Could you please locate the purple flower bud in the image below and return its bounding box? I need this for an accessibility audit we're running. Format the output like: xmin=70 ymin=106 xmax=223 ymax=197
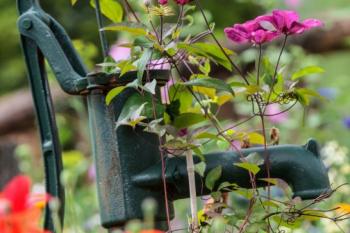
xmin=343 ymin=117 xmax=350 ymax=129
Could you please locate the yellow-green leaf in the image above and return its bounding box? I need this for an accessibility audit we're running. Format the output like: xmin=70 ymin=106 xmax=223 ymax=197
xmin=194 ymin=161 xmax=206 ymax=177
xmin=303 ymin=210 xmax=328 ymax=221
xmin=106 ymin=86 xmax=126 ymax=105
xmin=259 ymin=178 xmax=278 ymax=185
xmin=234 ymin=162 xmax=260 ymax=175
xmin=71 ymin=0 xmax=78 ymax=5
xmin=291 ymin=66 xmax=324 ymax=80
xmin=248 ymin=132 xmax=265 ymax=145
xmin=177 ymin=42 xmax=234 ymax=71
xmin=205 ymin=166 xmax=222 ymax=190
xmin=183 ymin=77 xmax=235 ymax=96
xmin=117 ymin=60 xmax=136 ymax=77
xmin=90 ymin=0 xmax=123 ymax=23
xmin=103 ymin=22 xmax=148 ymax=36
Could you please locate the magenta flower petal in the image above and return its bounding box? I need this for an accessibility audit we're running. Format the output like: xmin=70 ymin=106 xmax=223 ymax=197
xmin=174 ymin=0 xmax=191 ymax=5
xmin=302 ymin=18 xmax=323 ymax=29
xmin=224 ymin=27 xmax=249 ymax=44
xmin=159 ymin=0 xmax=168 ymax=5
xmin=272 ymin=10 xmax=300 ymax=32
xmin=255 ymin=10 xmax=323 ymax=35
xmin=289 ymin=21 xmax=306 ymax=34
xmin=225 ymin=19 xmax=280 ymax=45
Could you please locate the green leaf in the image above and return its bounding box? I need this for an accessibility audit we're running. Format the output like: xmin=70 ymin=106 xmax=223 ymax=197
xmin=177 ymin=42 xmax=234 ymax=71
xmin=117 ymin=60 xmax=136 ymax=77
xmin=291 ymin=66 xmax=324 ymax=80
xmin=261 ymin=200 xmax=280 ymax=208
xmin=211 ymin=191 xmax=222 ymax=201
xmin=143 ymin=118 xmax=167 ymax=136
xmin=234 ymin=162 xmax=261 ymax=175
xmin=294 ymin=88 xmax=325 ymax=106
xmin=205 ymin=166 xmax=222 ymax=191
xmin=90 ymin=0 xmax=123 ymax=23
xmin=118 ymin=93 xmax=165 ymax=121
xmin=137 ymin=49 xmax=153 ymax=81
xmin=245 ymin=152 xmax=264 ymax=165
xmin=248 ymin=132 xmax=265 ymax=145
xmin=194 ymin=132 xmax=219 ymax=140
xmin=106 ymin=86 xmax=126 ymax=105
xmin=234 ymin=188 xmax=254 ymax=199
xmin=193 ymin=147 xmax=205 ymax=161
xmin=259 ymin=178 xmax=278 ymax=185
xmin=218 ymin=182 xmax=239 ymax=191
xmin=143 ymin=79 xmax=157 ymax=95
xmin=71 ymin=0 xmax=78 ymax=5
xmin=194 ymin=161 xmax=206 ymax=177
xmin=117 ymin=103 xmax=147 ymax=128
xmin=173 ymin=113 xmax=206 ymax=129
xmin=183 ymin=77 xmax=234 ymax=96
xmin=103 ymin=22 xmax=148 ymax=36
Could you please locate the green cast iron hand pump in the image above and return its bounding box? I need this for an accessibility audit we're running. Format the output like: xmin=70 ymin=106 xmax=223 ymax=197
xmin=16 ymin=0 xmax=331 ymax=232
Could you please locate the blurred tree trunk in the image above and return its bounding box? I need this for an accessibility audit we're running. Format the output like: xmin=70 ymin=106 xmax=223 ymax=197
xmin=0 ymin=85 xmax=67 ymax=136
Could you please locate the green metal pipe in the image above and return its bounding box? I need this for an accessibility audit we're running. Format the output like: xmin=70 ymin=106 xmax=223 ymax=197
xmin=133 ymin=139 xmax=331 ymax=201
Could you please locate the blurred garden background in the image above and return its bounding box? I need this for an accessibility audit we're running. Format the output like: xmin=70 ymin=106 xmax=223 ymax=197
xmin=1 ymin=0 xmax=350 ymax=232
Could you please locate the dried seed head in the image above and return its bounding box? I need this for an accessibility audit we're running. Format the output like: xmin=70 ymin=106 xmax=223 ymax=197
xmin=270 ymin=127 xmax=280 ymax=145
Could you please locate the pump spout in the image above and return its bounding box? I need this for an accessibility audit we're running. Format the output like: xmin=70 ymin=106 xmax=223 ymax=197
xmin=133 ymin=139 xmax=331 ymax=200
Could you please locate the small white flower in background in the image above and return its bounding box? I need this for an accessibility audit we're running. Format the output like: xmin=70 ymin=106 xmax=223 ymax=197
xmin=321 ymin=141 xmax=348 ymax=167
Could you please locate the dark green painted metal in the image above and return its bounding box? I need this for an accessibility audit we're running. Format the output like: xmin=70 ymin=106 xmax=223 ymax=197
xmin=17 ymin=0 xmax=87 ymax=95
xmin=16 ymin=0 xmax=331 ymax=232
xmin=87 ymin=73 xmax=173 ymax=229
xmin=17 ymin=0 xmax=88 ymax=232
xmin=19 ymin=30 xmax=64 ymax=233
xmin=134 ymin=139 xmax=331 ymax=200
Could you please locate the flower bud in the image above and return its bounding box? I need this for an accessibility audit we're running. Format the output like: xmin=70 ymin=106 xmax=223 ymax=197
xmin=159 ymin=0 xmax=168 ymax=5
xmin=144 ymin=0 xmax=151 ymax=7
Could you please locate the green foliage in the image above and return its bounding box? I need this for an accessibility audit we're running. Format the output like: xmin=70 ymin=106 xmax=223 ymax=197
xmin=105 ymin=86 xmax=126 ymax=105
xmin=177 ymin=42 xmax=234 ymax=71
xmin=291 ymin=65 xmax=325 ymax=80
xmin=90 ymin=0 xmax=123 ymax=23
xmin=234 ymin=162 xmax=261 ymax=175
xmin=183 ymin=76 xmax=235 ymax=96
xmin=205 ymin=166 xmax=222 ymax=191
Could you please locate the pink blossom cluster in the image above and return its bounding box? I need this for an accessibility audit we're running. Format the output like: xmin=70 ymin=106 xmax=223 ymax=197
xmin=225 ymin=10 xmax=323 ymax=45
xmin=158 ymin=0 xmax=191 ymax=6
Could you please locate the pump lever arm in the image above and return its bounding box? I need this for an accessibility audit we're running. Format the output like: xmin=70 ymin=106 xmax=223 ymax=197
xmin=18 ymin=11 xmax=88 ymax=94
xmin=17 ymin=0 xmax=90 ymax=232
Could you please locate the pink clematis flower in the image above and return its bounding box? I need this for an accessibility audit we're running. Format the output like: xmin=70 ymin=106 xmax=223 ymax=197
xmin=256 ymin=10 xmax=323 ymax=35
xmin=224 ymin=19 xmax=280 ymax=45
xmin=109 ymin=43 xmax=131 ymax=62
xmin=158 ymin=0 xmax=168 ymax=5
xmin=174 ymin=0 xmax=191 ymax=5
xmin=160 ymin=78 xmax=175 ymax=104
xmin=266 ymin=104 xmax=288 ymax=124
